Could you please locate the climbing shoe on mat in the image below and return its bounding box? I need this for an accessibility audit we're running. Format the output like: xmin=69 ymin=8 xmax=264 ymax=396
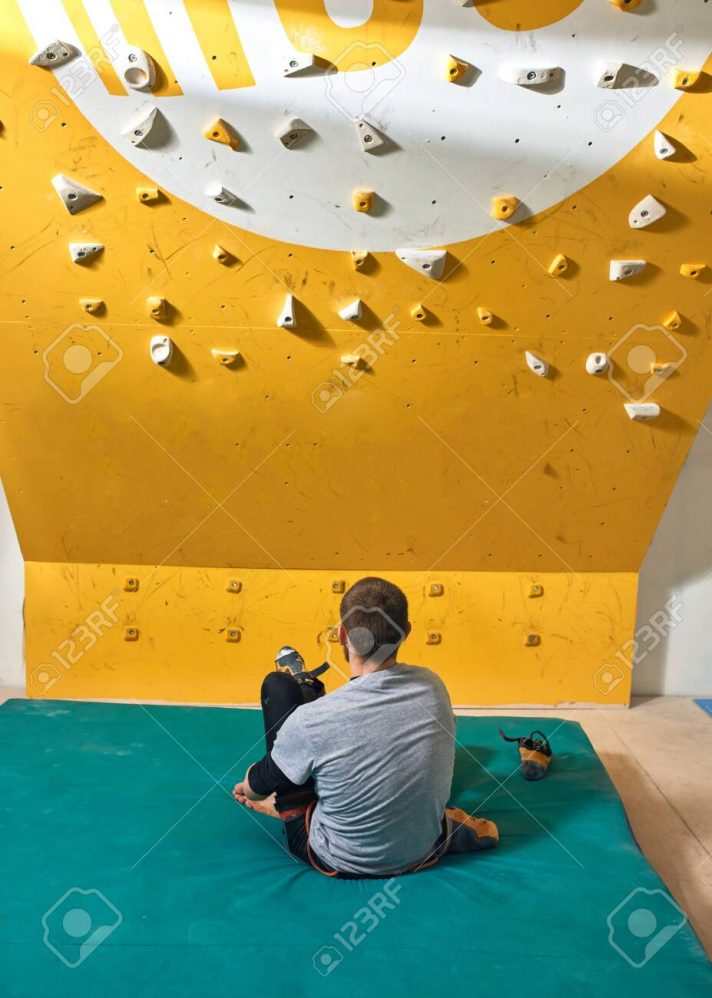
xmin=499 ymin=728 xmax=552 ymax=780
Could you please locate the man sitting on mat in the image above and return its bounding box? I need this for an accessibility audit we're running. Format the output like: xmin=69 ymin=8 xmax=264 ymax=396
xmin=232 ymin=577 xmax=498 ymax=878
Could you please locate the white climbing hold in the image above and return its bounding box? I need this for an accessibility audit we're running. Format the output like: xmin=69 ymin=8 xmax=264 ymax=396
xmin=596 ymin=61 xmax=629 ymax=89
xmin=117 ymin=47 xmax=156 ymax=91
xmin=610 ymin=260 xmax=647 ymax=281
xmin=629 ymin=195 xmax=666 ymax=229
xmin=29 ymin=40 xmax=78 ymax=68
xmin=525 ymin=351 xmax=549 ymax=377
xmin=69 ymin=242 xmax=103 ymax=264
xmin=275 ymin=117 xmax=313 ymax=148
xmin=395 ymin=249 xmax=447 ymax=280
xmin=51 ymin=174 xmax=103 ymax=215
xmin=498 ymin=64 xmax=560 ymax=86
xmin=150 ymin=335 xmax=173 ymax=366
xmin=654 ymin=130 xmax=676 ymax=160
xmin=277 ymin=294 xmax=297 ymax=329
xmin=339 ymin=299 xmax=363 ymax=322
xmin=585 ymin=352 xmax=609 ymax=375
xmin=205 ymin=181 xmax=239 ymax=206
xmin=123 ymin=106 xmax=161 ymax=147
xmin=356 ymin=119 xmax=386 ymax=153
xmin=283 ymin=52 xmax=317 ymax=76
xmin=624 ymin=402 xmax=660 ymax=421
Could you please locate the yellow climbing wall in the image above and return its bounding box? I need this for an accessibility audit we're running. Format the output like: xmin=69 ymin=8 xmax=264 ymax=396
xmin=1 ymin=0 xmax=710 ymax=705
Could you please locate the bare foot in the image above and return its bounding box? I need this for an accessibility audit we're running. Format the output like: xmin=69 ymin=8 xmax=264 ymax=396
xmin=244 ymin=793 xmax=280 ymax=818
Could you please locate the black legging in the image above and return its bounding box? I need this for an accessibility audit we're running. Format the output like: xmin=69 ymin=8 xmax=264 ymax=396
xmin=260 ymin=671 xmax=321 ymax=864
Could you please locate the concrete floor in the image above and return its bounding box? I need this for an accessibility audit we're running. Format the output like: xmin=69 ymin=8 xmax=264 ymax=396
xmin=2 ymin=690 xmax=710 ymax=958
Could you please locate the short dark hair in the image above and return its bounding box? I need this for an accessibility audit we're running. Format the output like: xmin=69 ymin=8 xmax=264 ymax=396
xmin=339 ymin=577 xmax=409 ymax=663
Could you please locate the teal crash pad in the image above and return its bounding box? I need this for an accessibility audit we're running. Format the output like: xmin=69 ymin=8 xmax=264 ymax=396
xmin=0 ymin=698 xmax=709 ymax=997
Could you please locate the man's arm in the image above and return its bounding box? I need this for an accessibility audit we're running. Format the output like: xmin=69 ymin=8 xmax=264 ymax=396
xmin=232 ymin=753 xmax=290 ymax=803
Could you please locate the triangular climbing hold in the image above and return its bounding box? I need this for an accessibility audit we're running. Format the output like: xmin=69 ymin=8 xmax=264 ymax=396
xmin=203 ymin=118 xmax=240 ymax=150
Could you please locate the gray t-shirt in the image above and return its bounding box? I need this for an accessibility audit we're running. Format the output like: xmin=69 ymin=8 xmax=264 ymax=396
xmin=271 ymin=663 xmax=455 ymax=876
